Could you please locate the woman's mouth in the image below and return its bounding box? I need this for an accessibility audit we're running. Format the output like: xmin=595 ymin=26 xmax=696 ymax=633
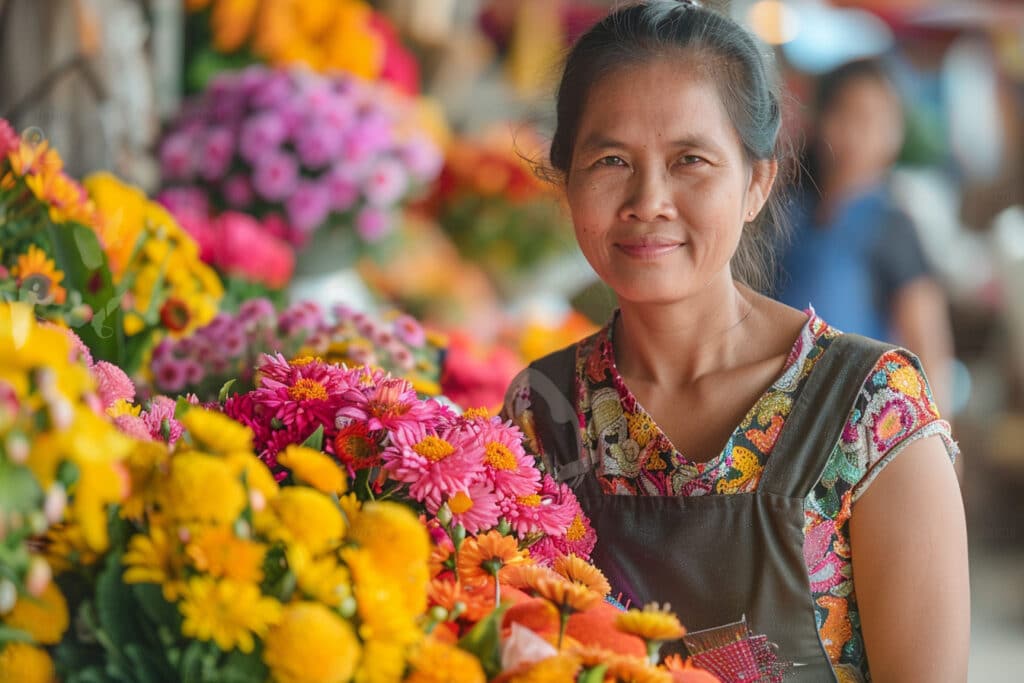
xmin=614 ymin=239 xmax=684 ymax=259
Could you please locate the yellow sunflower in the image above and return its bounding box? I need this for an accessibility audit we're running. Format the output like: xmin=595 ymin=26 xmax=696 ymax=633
xmin=179 ymin=577 xmax=282 ymax=654
xmin=12 ymin=245 xmax=67 ymax=305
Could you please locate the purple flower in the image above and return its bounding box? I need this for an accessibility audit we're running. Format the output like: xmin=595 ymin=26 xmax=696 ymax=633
xmin=393 ymin=314 xmax=426 ymax=348
xmin=238 ymin=297 xmax=276 ymax=324
xmin=295 ymin=124 xmax=344 ymax=169
xmin=239 ymin=112 xmax=288 ymax=164
xmin=251 ymin=72 xmax=293 ymax=109
xmin=152 ymin=357 xmax=188 ymax=393
xmin=401 ymin=137 xmax=443 ymax=183
xmin=222 ymin=174 xmax=254 ymax=208
xmin=157 ymin=187 xmax=209 ymax=217
xmin=199 ymin=127 xmax=234 ymax=181
xmin=253 ymin=151 xmax=299 ymax=202
xmin=324 ymin=165 xmax=361 ymax=212
xmin=354 ymin=206 xmax=392 ymax=243
xmin=285 ymin=180 xmax=332 ymax=234
xmin=160 ymin=132 xmax=195 ymax=181
xmin=223 ymin=328 xmax=247 ymax=358
xmin=344 ymin=112 xmax=394 ymax=165
xmin=363 ymin=158 xmax=409 ymax=207
xmin=183 ymin=360 xmax=204 ymax=385
xmin=239 ymin=64 xmax=271 ymax=96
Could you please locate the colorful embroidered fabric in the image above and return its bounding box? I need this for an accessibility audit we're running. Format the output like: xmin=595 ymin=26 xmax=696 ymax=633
xmin=506 ymin=311 xmax=958 ymax=682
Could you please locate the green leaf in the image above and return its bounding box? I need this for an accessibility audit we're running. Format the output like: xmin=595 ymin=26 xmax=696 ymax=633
xmin=579 ymin=664 xmax=609 ymax=683
xmin=47 ymin=222 xmax=126 ymax=368
xmin=300 ymin=425 xmax=325 ymax=451
xmin=0 ymin=457 xmax=43 ymax=513
xmin=0 ymin=624 xmax=32 ymax=644
xmin=218 ymin=379 xmax=236 ymax=403
xmin=457 ymin=602 xmax=510 ymax=679
xmin=175 ymin=396 xmax=194 ymax=419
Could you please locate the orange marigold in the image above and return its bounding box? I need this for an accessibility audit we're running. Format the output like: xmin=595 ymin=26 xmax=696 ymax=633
xmin=552 ymin=554 xmax=610 ymax=597
xmin=457 ymin=530 xmax=530 ymax=588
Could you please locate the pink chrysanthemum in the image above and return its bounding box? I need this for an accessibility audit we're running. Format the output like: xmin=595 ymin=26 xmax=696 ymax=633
xmin=140 ymin=395 xmax=191 ymax=445
xmin=527 ymin=504 xmax=597 ymax=564
xmin=113 ymin=414 xmax=154 ymax=442
xmin=335 ymin=376 xmax=444 ymax=442
xmin=465 ymin=417 xmax=541 ymax=498
xmin=383 ymin=424 xmax=483 ymax=504
xmin=427 ymin=479 xmax=501 ymax=535
xmin=92 ymin=361 xmax=136 ymax=410
xmin=253 ymin=353 xmax=354 ymax=432
xmin=500 ymin=475 xmax=576 ymax=538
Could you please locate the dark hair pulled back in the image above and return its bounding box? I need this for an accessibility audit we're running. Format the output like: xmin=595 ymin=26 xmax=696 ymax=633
xmin=550 ymin=0 xmax=792 ymax=293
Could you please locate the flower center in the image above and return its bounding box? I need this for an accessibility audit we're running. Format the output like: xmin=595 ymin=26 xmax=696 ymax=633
xmin=517 ymin=494 xmax=541 ymax=508
xmin=566 ymin=514 xmax=587 ymax=542
xmin=287 ymin=378 xmax=328 ymax=401
xmin=448 ymin=491 xmax=474 ymax=515
xmin=369 ymin=399 xmax=411 ymax=420
xmin=159 ymin=297 xmax=191 ymax=332
xmin=289 ymin=356 xmax=319 ymax=367
xmin=413 ymin=436 xmax=455 ymax=462
xmin=462 ymin=407 xmax=490 ymax=420
xmin=484 ymin=442 xmax=517 ymax=470
xmin=334 ymin=425 xmax=380 ymax=469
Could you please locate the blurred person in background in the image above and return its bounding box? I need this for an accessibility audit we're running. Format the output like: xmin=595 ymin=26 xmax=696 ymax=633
xmin=778 ymin=59 xmax=954 ymax=414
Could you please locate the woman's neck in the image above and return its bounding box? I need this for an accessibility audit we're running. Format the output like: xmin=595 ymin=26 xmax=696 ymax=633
xmin=614 ymin=274 xmax=754 ymax=387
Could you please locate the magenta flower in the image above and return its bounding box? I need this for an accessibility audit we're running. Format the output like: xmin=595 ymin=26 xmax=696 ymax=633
xmin=159 ymin=132 xmax=195 ymax=181
xmin=500 ymin=474 xmax=576 ymax=538
xmin=199 ymin=127 xmax=234 ymax=181
xmin=92 ymin=361 xmax=136 ymax=410
xmin=252 ymin=353 xmax=354 ymax=434
xmin=323 ymin=165 xmax=361 ymax=213
xmin=344 ymin=112 xmax=393 ymax=165
xmin=354 ymin=206 xmax=392 ymax=243
xmin=363 ymin=158 xmax=409 ymax=207
xmin=392 ymin=314 xmax=425 ymax=348
xmin=253 ymin=151 xmax=299 ymax=202
xmin=152 ymin=357 xmax=188 ymax=393
xmin=526 ymin=484 xmax=597 ymax=561
xmin=295 ymin=124 xmax=344 ymax=169
xmin=0 ymin=118 xmax=18 ymax=157
xmin=285 ymin=180 xmax=332 ymax=234
xmin=158 ymin=186 xmax=210 ymax=218
xmin=239 ymin=112 xmax=287 ymax=164
xmin=114 ymin=414 xmax=154 ymax=441
xmin=383 ymin=423 xmax=485 ymax=504
xmin=141 ymin=395 xmax=191 ymax=445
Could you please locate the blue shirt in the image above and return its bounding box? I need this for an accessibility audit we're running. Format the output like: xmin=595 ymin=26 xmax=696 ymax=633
xmin=777 ymin=184 xmax=930 ymax=342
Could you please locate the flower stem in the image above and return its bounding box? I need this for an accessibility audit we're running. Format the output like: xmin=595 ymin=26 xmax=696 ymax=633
xmin=558 ymin=610 xmax=569 ymax=651
xmin=646 ymin=640 xmax=660 ymax=666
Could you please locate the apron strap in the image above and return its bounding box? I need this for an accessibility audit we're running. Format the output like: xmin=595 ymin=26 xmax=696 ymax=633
xmin=526 ymin=344 xmax=592 ymax=484
xmin=758 ymin=333 xmax=896 ymax=499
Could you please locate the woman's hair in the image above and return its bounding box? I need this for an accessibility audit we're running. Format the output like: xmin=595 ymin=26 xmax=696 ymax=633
xmin=549 ymin=0 xmax=791 ymax=293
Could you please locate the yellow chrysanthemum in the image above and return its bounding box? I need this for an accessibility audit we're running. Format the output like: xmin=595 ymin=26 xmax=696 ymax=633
xmin=186 ymin=526 xmax=266 ymax=584
xmin=1 ymin=581 xmax=69 ymax=645
xmin=504 ymin=653 xmax=582 ymax=683
xmin=342 ymin=547 xmax=423 ymax=646
xmin=120 ymin=440 xmax=170 ymax=520
xmin=180 ymin=408 xmax=254 ymax=455
xmin=43 ymin=523 xmax=100 ymax=572
xmin=0 ymin=643 xmax=57 ymax=683
xmin=106 ymin=398 xmax=141 ymax=418
xmin=615 ymin=604 xmax=686 ymax=643
xmin=353 ymin=638 xmax=407 ymax=683
xmin=277 ymin=445 xmax=347 ymax=494
xmin=266 ymin=488 xmax=344 ymax=555
xmin=11 ymin=245 xmax=67 ymax=305
xmin=179 ymin=577 xmax=282 ymax=654
xmin=226 ymin=452 xmax=280 ymax=505
xmin=405 ymin=635 xmax=486 ymax=683
xmin=338 ymin=492 xmax=361 ymax=524
xmin=287 ymin=546 xmax=351 ymax=607
xmin=165 ymin=452 xmax=246 ymax=527
xmin=263 ymin=602 xmax=361 ymax=683
xmin=123 ymin=524 xmax=186 ymax=601
xmin=346 ymin=501 xmax=430 ymax=577
xmin=552 ymin=554 xmax=611 ymax=597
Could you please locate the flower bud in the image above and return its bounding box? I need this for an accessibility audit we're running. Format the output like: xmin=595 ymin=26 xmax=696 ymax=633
xmin=436 ymin=502 xmax=453 ymax=527
xmin=26 ymin=556 xmax=52 ymax=597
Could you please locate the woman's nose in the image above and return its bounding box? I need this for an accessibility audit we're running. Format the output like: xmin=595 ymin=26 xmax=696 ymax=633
xmin=618 ymin=170 xmax=679 ymax=223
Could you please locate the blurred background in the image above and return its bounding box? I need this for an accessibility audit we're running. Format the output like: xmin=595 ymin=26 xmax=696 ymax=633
xmin=1 ymin=0 xmax=1021 ymax=678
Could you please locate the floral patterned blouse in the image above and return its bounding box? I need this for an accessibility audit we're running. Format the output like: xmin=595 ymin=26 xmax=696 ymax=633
xmin=507 ymin=311 xmax=958 ymax=682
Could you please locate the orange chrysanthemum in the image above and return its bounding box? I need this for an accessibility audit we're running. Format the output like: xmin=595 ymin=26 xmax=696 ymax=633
xmin=503 ymin=563 xmax=561 ymax=592
xmin=553 ymin=554 xmax=611 ymax=597
xmin=605 ymin=654 xmax=674 ymax=683
xmin=533 ymin=575 xmax=600 ymax=613
xmin=428 ymin=578 xmax=493 ymax=622
xmin=615 ymin=603 xmax=686 ymax=643
xmin=457 ymin=530 xmax=530 ymax=588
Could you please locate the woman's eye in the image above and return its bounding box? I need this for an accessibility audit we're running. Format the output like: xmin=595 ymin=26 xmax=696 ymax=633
xmin=597 ymin=155 xmax=626 ymax=167
xmin=679 ymin=155 xmax=705 ymax=166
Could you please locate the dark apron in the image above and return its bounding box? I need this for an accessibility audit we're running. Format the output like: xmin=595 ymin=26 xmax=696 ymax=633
xmin=525 ymin=333 xmax=892 ymax=682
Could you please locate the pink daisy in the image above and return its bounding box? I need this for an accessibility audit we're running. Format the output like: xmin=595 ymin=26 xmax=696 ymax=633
xmin=466 ymin=417 xmax=541 ymax=498
xmin=113 ymin=414 xmax=153 ymax=441
xmin=383 ymin=424 xmax=483 ymax=504
xmin=141 ymin=395 xmax=190 ymax=445
xmin=335 ymin=376 xmax=444 ymax=442
xmin=427 ymin=479 xmax=501 ymax=535
xmin=500 ymin=474 xmax=576 ymax=538
xmin=252 ymin=354 xmax=354 ymax=433
xmin=535 ymin=487 xmax=597 ymax=561
xmin=392 ymin=314 xmax=425 ymax=348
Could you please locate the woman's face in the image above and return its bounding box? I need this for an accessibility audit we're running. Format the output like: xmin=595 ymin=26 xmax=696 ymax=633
xmin=565 ymin=58 xmax=775 ymax=306
xmin=818 ymin=76 xmax=903 ymax=180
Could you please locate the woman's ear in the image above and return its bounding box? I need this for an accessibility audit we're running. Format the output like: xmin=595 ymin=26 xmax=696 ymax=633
xmin=744 ymin=158 xmax=778 ymax=221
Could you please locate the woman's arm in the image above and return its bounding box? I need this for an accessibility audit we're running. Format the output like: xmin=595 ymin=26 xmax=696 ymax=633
xmin=849 ymin=435 xmax=969 ymax=682
xmin=890 ymin=277 xmax=954 ymax=417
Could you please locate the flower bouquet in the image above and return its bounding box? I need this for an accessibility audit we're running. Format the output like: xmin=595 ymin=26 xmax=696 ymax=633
xmin=158 ymin=65 xmax=442 ymax=263
xmin=424 ymin=129 xmax=575 ymax=296
xmin=183 ymin=0 xmax=420 ymax=96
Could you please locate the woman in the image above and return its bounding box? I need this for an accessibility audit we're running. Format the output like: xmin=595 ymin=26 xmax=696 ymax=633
xmin=778 ymin=59 xmax=954 ymax=414
xmin=503 ymin=2 xmax=969 ymax=681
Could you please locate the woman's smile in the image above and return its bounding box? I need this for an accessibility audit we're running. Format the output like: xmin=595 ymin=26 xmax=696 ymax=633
xmin=614 ymin=236 xmax=685 ymax=260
